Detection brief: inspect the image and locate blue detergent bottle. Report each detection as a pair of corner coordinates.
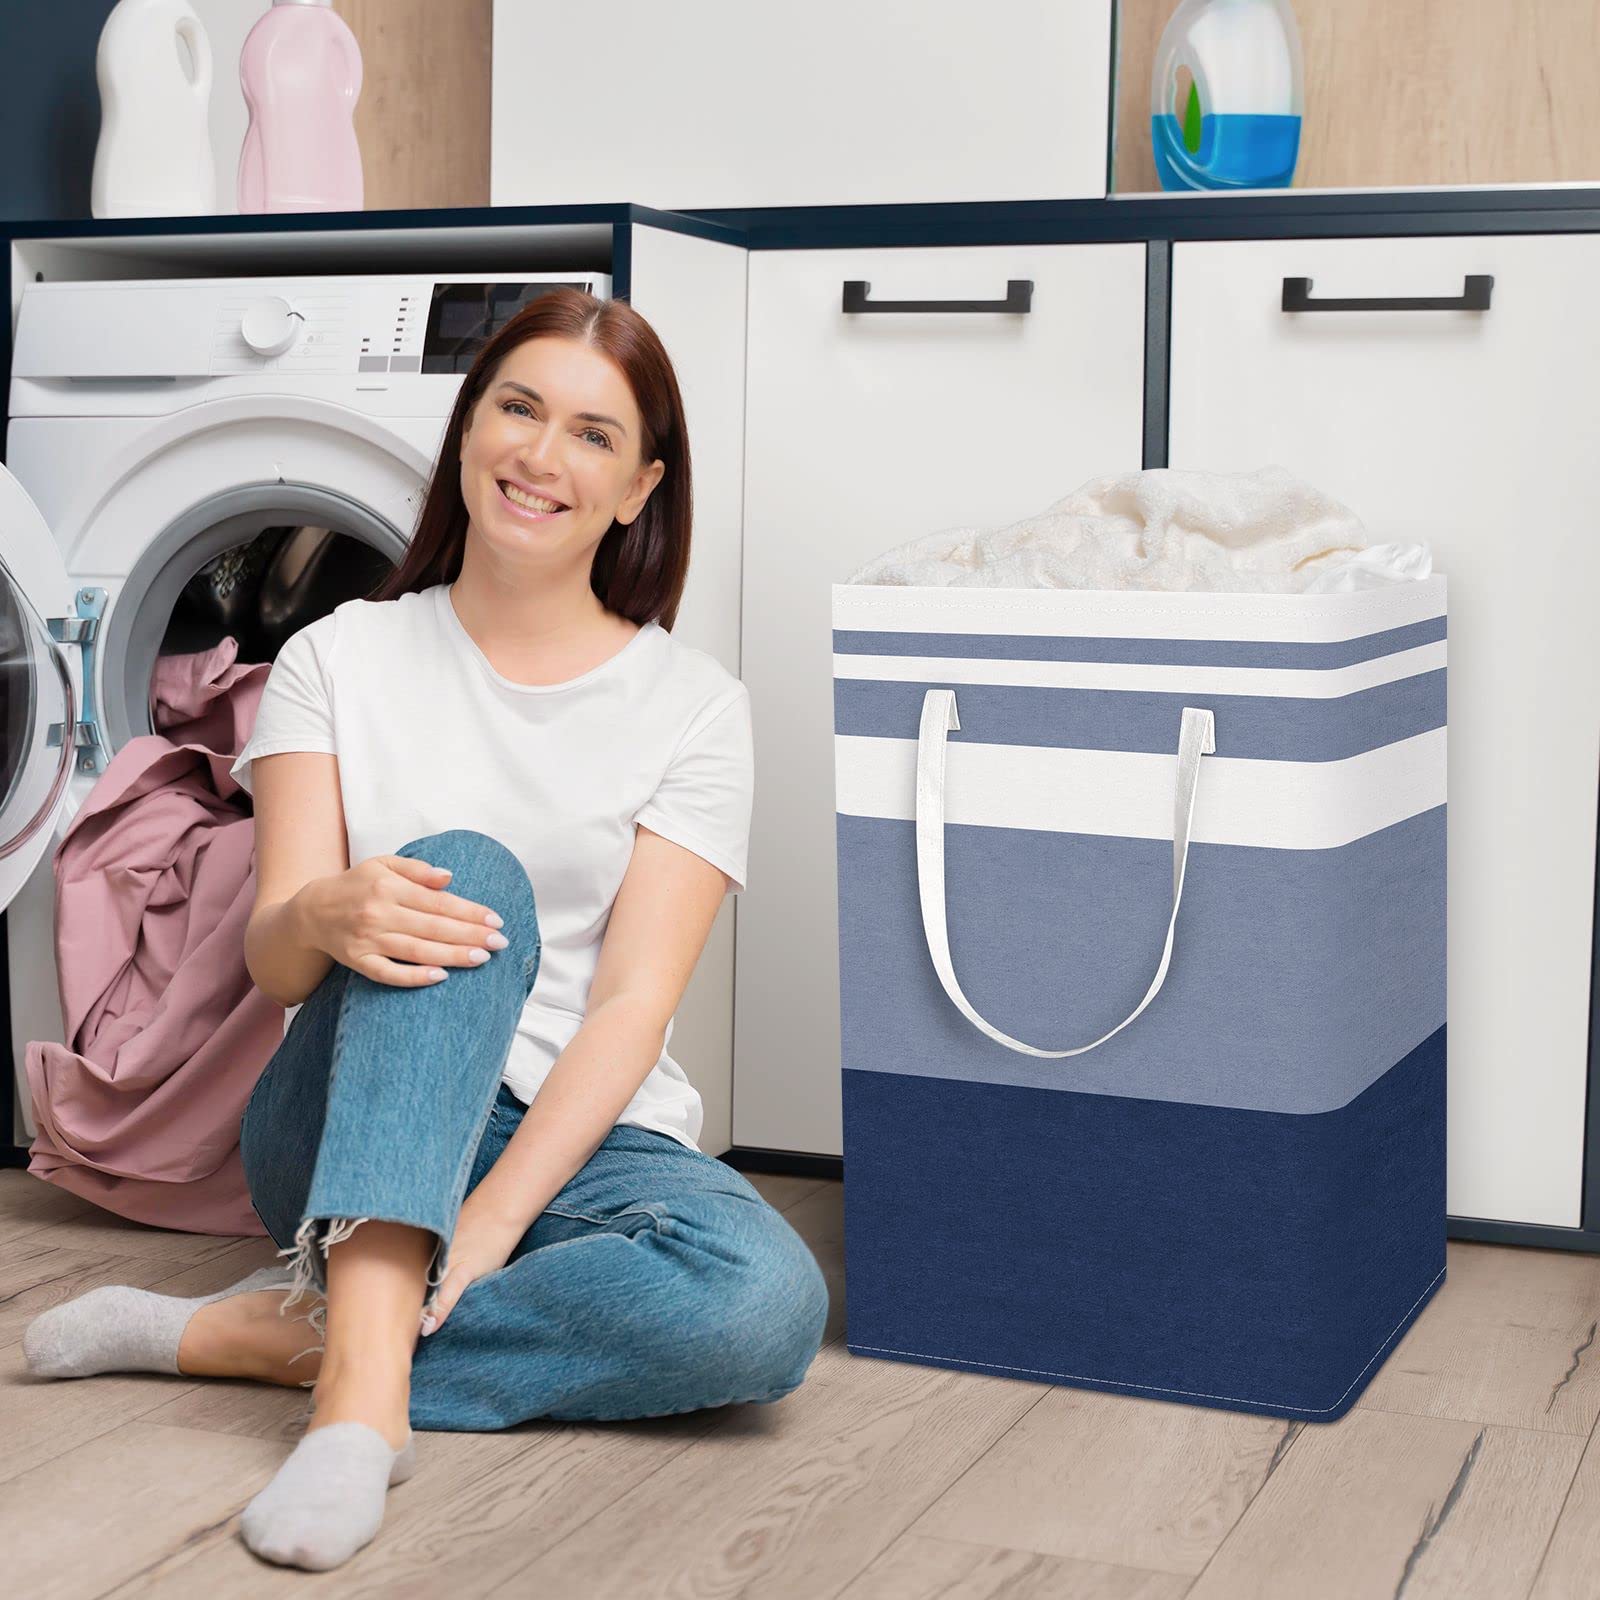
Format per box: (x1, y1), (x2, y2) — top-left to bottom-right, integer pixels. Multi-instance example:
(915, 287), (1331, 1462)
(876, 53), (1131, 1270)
(1151, 0), (1304, 190)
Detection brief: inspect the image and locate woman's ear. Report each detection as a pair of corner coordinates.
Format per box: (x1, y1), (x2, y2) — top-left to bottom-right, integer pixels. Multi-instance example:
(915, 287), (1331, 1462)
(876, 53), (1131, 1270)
(619, 458), (666, 526)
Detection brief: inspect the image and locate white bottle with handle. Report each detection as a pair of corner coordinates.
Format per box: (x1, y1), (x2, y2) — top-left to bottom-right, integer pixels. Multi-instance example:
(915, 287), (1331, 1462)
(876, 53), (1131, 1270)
(91, 0), (216, 218)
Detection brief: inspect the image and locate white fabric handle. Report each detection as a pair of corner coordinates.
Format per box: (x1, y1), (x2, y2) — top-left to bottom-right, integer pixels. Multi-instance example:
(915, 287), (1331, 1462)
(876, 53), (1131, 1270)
(915, 688), (1216, 1059)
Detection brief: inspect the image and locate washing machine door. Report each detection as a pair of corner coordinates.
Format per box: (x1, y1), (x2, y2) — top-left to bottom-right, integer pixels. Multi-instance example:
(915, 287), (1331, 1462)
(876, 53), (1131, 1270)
(0, 462), (86, 914)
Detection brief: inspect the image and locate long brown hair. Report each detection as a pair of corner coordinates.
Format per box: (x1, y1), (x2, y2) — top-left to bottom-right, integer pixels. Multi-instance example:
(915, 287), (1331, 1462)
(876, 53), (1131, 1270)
(368, 287), (692, 631)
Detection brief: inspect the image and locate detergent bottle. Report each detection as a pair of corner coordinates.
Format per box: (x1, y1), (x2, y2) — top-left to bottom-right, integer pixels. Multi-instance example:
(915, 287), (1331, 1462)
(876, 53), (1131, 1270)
(91, 0), (216, 218)
(238, 0), (364, 213)
(1151, 0), (1303, 191)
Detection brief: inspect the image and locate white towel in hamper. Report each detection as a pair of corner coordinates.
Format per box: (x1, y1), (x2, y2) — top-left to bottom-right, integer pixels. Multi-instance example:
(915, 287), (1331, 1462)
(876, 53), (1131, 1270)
(847, 464), (1431, 594)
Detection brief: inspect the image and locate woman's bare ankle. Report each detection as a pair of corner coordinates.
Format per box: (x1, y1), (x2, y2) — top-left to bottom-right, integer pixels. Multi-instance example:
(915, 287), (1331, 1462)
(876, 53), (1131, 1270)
(309, 1354), (413, 1450)
(178, 1290), (324, 1386)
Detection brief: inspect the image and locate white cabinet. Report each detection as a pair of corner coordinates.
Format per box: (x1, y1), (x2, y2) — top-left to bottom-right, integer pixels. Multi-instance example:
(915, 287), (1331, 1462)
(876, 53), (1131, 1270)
(735, 242), (1148, 1155)
(1167, 233), (1600, 1229)
(623, 223), (751, 1157)
(491, 0), (1113, 210)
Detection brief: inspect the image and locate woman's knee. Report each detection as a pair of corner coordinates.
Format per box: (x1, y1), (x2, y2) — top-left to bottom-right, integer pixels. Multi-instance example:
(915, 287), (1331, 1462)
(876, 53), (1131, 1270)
(394, 831), (540, 957)
(395, 829), (530, 896)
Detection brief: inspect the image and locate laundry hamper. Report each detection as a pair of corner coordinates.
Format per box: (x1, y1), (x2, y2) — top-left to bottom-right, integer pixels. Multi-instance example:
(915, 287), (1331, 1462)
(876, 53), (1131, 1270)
(831, 576), (1447, 1422)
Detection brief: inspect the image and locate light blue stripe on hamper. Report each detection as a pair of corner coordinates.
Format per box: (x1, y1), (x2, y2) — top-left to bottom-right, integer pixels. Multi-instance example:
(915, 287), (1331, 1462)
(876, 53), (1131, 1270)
(834, 670), (1444, 762)
(833, 613), (1446, 670)
(835, 805), (1445, 1116)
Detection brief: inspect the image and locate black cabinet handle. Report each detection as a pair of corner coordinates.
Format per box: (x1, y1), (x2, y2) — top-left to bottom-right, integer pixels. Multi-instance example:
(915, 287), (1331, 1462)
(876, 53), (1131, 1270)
(842, 279), (1034, 314)
(1281, 274), (1494, 312)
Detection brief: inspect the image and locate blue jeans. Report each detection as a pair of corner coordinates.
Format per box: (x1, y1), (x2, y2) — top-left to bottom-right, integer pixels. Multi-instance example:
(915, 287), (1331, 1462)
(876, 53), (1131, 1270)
(239, 829), (829, 1432)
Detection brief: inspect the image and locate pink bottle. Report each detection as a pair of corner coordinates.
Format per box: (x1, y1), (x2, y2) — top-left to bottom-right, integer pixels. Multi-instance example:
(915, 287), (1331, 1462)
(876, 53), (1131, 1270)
(237, 0), (363, 213)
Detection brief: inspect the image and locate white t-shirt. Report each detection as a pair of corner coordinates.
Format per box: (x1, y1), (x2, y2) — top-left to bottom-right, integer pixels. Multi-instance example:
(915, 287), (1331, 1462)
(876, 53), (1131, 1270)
(229, 581), (754, 1152)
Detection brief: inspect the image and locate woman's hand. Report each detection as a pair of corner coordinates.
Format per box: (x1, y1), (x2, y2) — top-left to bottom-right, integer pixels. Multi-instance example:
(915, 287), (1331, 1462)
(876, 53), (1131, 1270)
(419, 1199), (527, 1337)
(293, 854), (509, 987)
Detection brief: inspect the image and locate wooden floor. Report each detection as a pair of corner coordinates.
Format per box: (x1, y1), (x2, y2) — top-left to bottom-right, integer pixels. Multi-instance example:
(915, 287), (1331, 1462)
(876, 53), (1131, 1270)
(5, 1167), (1600, 1599)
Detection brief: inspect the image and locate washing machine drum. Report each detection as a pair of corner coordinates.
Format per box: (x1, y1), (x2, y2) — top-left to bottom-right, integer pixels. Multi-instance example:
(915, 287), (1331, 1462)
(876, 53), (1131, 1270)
(175, 523), (392, 662)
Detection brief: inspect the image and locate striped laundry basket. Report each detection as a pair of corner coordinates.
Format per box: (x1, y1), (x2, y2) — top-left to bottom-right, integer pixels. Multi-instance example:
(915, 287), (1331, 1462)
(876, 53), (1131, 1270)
(831, 576), (1447, 1422)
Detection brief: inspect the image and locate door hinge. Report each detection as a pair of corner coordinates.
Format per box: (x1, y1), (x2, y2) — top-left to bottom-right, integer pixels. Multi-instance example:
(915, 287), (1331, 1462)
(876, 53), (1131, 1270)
(46, 587), (108, 775)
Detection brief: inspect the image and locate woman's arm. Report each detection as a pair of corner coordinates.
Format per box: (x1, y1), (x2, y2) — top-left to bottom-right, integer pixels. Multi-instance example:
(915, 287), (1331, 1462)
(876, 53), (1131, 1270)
(242, 749), (350, 1008)
(465, 824), (732, 1234)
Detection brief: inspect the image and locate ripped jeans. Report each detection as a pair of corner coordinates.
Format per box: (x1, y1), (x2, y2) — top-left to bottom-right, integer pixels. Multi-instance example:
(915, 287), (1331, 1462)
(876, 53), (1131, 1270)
(238, 829), (830, 1432)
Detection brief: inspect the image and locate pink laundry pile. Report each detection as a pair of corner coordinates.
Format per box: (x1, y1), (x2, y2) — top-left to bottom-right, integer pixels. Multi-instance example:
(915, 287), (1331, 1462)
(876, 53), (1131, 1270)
(24, 637), (281, 1236)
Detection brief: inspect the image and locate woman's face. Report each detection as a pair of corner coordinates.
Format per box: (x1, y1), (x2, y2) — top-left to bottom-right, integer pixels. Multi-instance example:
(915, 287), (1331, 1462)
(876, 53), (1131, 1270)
(458, 335), (665, 579)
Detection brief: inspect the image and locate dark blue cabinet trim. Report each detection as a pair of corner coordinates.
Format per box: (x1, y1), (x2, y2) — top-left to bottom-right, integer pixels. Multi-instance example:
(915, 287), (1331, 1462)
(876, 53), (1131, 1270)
(1142, 239), (1171, 470)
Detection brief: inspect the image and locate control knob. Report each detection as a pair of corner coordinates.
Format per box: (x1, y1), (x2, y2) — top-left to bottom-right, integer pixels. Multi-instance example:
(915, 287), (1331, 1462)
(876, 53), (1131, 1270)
(240, 296), (303, 357)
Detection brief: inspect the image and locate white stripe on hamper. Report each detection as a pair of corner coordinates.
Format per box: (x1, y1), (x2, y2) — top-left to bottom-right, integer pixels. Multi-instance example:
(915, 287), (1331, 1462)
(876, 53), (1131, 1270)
(835, 724), (1446, 851)
(834, 639), (1444, 700)
(832, 576), (1447, 644)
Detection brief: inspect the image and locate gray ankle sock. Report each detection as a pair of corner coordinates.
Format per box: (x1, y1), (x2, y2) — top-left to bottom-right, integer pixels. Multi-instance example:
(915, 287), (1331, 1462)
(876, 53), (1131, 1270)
(22, 1264), (300, 1379)
(240, 1420), (418, 1571)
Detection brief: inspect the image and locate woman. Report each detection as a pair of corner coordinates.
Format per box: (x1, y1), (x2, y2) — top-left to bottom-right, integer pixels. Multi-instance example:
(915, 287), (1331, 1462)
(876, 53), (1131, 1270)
(23, 288), (830, 1572)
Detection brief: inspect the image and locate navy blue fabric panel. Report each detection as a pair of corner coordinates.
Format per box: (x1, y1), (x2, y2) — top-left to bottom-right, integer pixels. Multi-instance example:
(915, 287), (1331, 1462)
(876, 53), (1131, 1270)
(841, 1028), (1447, 1421)
(833, 615), (1447, 670)
(833, 670), (1444, 761)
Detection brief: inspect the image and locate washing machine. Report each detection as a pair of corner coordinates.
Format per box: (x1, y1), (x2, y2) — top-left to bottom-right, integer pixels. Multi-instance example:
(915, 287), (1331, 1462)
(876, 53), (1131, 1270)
(1, 268), (612, 1153)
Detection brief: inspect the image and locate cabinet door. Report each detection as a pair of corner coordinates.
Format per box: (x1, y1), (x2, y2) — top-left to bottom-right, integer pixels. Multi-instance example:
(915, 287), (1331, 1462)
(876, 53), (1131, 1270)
(738, 243), (1147, 1155)
(490, 0), (1112, 210)
(1168, 233), (1600, 1229)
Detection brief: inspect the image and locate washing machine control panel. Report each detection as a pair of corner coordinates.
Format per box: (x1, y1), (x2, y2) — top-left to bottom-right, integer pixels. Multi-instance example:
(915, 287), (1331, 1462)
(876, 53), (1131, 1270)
(207, 275), (613, 378)
(212, 284), (355, 374)
(9, 273), (613, 410)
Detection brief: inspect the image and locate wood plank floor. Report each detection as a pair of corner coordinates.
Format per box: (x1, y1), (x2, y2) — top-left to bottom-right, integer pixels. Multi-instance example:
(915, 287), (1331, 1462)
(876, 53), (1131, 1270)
(4, 1165), (1599, 1598)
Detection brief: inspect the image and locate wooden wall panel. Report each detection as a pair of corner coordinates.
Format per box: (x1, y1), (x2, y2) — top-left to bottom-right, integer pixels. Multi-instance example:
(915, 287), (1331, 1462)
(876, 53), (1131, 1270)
(1114, 0), (1600, 193)
(332, 0), (492, 211)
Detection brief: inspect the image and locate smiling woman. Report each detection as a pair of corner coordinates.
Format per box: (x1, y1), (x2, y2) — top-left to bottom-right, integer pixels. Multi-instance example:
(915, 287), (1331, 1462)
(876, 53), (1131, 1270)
(16, 285), (830, 1574)
(438, 331), (668, 680)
